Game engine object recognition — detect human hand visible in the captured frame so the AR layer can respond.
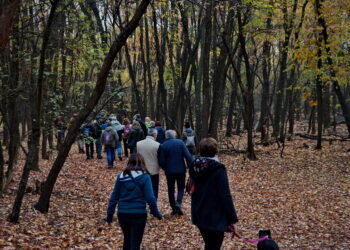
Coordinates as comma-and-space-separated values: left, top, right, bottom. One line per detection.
228, 224, 240, 239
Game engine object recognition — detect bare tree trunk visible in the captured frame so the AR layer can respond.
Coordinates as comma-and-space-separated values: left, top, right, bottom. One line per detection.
0, 0, 21, 54
200, 1, 213, 139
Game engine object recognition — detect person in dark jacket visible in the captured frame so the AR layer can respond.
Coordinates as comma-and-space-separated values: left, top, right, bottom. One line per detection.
127, 121, 145, 154
94, 116, 104, 159
189, 138, 239, 250
106, 153, 163, 250
134, 114, 148, 138
158, 130, 193, 216
154, 121, 165, 144
82, 122, 95, 160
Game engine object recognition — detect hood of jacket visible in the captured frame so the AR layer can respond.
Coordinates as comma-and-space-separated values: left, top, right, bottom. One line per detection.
185, 128, 193, 134
132, 125, 142, 132
105, 126, 114, 132
189, 157, 225, 183
119, 170, 144, 192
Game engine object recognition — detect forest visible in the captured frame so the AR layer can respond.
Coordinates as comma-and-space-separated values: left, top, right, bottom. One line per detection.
0, 0, 349, 249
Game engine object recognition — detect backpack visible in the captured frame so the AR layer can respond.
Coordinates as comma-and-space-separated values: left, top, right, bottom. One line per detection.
186, 135, 195, 147
104, 130, 114, 146
82, 127, 90, 136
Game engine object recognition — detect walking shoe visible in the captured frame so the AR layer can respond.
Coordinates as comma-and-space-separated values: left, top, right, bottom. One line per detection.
119, 156, 122, 161
171, 210, 178, 216
175, 204, 184, 216
97, 155, 103, 159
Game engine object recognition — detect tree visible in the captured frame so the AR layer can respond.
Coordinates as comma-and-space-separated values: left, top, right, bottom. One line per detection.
34, 0, 151, 213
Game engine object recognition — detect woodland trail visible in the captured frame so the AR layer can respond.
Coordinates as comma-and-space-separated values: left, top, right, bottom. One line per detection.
1, 135, 349, 249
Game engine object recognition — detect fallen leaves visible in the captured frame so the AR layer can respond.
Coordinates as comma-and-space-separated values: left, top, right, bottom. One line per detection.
0, 125, 349, 249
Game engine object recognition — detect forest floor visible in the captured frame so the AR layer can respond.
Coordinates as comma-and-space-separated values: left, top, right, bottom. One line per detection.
0, 125, 349, 249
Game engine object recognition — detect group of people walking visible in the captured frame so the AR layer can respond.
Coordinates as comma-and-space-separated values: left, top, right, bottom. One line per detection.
104, 115, 239, 250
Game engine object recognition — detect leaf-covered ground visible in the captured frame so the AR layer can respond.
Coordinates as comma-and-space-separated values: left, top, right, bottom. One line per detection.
1, 131, 349, 249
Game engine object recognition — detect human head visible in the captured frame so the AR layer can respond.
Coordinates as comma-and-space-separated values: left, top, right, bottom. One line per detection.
109, 114, 117, 120
134, 114, 141, 120
185, 121, 190, 128
147, 128, 158, 138
165, 130, 176, 139
150, 121, 155, 127
124, 153, 149, 175
96, 115, 103, 122
132, 121, 140, 127
199, 137, 218, 157
123, 117, 130, 125
155, 121, 162, 127
145, 117, 151, 123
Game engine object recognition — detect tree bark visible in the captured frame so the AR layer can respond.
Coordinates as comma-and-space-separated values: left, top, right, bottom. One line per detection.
200, 1, 213, 139
0, 0, 21, 54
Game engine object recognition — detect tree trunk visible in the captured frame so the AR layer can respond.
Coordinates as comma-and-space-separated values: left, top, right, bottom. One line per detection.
34, 0, 151, 213
272, 0, 298, 138
208, 5, 235, 139
144, 17, 154, 119
0, 0, 21, 54
200, 1, 212, 139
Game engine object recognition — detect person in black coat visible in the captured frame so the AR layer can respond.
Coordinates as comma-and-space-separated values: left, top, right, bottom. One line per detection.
189, 137, 239, 250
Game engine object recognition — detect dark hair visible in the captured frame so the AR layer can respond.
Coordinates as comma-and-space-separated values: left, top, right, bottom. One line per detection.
123, 153, 149, 175
123, 118, 130, 125
185, 121, 190, 128
155, 121, 162, 127
199, 137, 218, 157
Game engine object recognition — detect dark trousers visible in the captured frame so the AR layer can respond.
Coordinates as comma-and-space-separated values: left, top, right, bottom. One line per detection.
129, 146, 137, 154
85, 143, 94, 159
118, 213, 147, 250
150, 174, 159, 200
123, 138, 129, 157
199, 228, 225, 250
95, 139, 102, 157
166, 173, 186, 210
105, 146, 115, 168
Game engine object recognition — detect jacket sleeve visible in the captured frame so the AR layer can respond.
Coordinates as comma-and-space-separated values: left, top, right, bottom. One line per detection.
106, 175, 120, 222
217, 168, 238, 225
114, 131, 119, 142
158, 145, 165, 169
143, 175, 162, 218
181, 131, 187, 141
101, 131, 105, 145
182, 143, 194, 166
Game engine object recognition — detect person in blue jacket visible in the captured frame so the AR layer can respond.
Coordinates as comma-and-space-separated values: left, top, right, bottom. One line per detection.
158, 130, 193, 216
189, 138, 239, 250
105, 153, 163, 250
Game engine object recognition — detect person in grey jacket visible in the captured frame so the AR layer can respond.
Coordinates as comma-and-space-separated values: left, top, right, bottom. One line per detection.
101, 123, 119, 169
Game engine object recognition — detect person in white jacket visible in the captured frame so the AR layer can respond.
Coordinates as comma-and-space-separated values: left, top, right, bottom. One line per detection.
136, 128, 161, 200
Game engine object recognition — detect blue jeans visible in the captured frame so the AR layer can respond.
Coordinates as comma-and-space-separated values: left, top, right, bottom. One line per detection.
95, 139, 102, 157
115, 141, 122, 157
151, 174, 159, 200
118, 213, 147, 250
166, 173, 186, 210
105, 146, 115, 168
